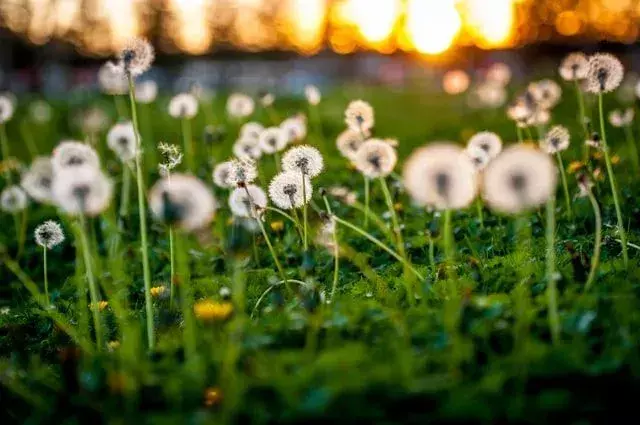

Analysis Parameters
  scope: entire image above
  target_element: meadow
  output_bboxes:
[1,44,640,423]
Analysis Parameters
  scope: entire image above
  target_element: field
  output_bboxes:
[2,54,640,423]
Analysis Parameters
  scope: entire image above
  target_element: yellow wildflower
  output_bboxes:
[194,300,233,321]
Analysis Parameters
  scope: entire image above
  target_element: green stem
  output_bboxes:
[20,120,38,158]
[182,118,194,172]
[584,189,602,292]
[264,206,303,237]
[0,123,11,180]
[128,75,155,349]
[302,172,309,252]
[442,209,455,282]
[257,218,288,287]
[169,226,176,309]
[77,215,103,350]
[598,93,628,267]
[274,151,281,173]
[574,80,589,162]
[43,248,49,304]
[476,199,484,228]
[322,196,340,301]
[516,125,523,144]
[119,164,131,220]
[545,196,560,344]
[364,176,370,229]
[623,125,640,174]
[556,152,572,219]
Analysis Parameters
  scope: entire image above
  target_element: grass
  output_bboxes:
[1,78,640,423]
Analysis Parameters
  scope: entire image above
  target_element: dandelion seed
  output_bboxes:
[482,145,557,214]
[1,185,28,213]
[282,145,324,178]
[403,143,478,210]
[135,80,158,104]
[304,85,321,105]
[586,53,624,94]
[21,156,54,204]
[107,122,139,162]
[52,141,100,172]
[229,185,267,218]
[585,132,601,149]
[609,108,634,127]
[240,122,264,140]
[168,93,199,119]
[227,158,258,187]
[559,52,589,81]
[353,139,397,179]
[528,79,562,110]
[52,166,113,216]
[158,142,183,176]
[117,38,154,77]
[212,161,234,189]
[226,93,255,119]
[280,115,307,143]
[577,173,594,198]
[258,127,288,154]
[467,132,502,159]
[149,173,217,232]
[233,137,262,161]
[540,126,570,154]
[465,145,491,171]
[486,62,512,86]
[98,62,128,95]
[34,220,65,249]
[0,95,15,124]
[268,171,313,210]
[336,128,368,161]
[316,214,337,253]
[345,100,374,132]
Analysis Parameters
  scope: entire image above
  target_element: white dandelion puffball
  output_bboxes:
[486,62,512,87]
[475,82,508,109]
[229,185,268,218]
[227,158,258,187]
[258,127,288,154]
[233,137,262,161]
[0,94,15,124]
[260,92,275,107]
[609,108,634,127]
[336,128,368,161]
[107,122,139,162]
[354,139,398,179]
[212,161,234,189]
[52,166,113,216]
[240,122,264,140]
[52,141,100,173]
[345,100,375,132]
[98,62,128,95]
[559,52,589,81]
[507,96,535,123]
[541,125,570,154]
[118,37,154,77]
[81,107,110,134]
[527,108,551,127]
[29,100,52,124]
[305,85,322,105]
[282,145,324,178]
[403,143,478,210]
[168,93,199,119]
[482,145,557,215]
[149,173,216,232]
[586,53,624,94]
[135,80,158,104]
[227,93,255,119]
[466,146,491,171]
[158,142,183,176]
[280,115,308,143]
[467,132,503,159]
[1,185,28,213]
[528,79,562,110]
[34,220,65,249]
[21,156,54,204]
[268,171,313,210]
[442,70,470,95]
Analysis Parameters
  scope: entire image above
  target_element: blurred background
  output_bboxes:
[0,0,639,93]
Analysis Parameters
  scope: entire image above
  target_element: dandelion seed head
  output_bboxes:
[1,185,28,213]
[227,158,258,187]
[226,93,255,118]
[527,108,551,126]
[354,139,397,179]
[282,145,324,178]
[280,114,307,143]
[29,100,52,123]
[34,220,64,249]
[258,127,288,154]
[0,94,15,124]
[608,108,634,127]
[52,166,113,216]
[442,70,470,95]
[233,137,262,161]
[403,143,478,210]
[260,92,275,107]
[135,80,158,104]
[118,37,154,77]
[158,142,183,176]
[52,141,100,173]
[149,173,217,232]
[305,85,321,105]
[229,185,267,218]
[486,62,512,86]
[345,100,374,132]
[168,93,199,119]
[560,52,589,81]
[474,82,507,109]
[212,161,234,189]
[268,171,313,210]
[328,186,358,205]
[80,107,110,134]
[107,122,139,162]
[240,122,264,140]
[528,79,562,110]
[336,128,368,161]
[467,132,502,159]
[98,62,128,95]
[482,145,557,214]
[587,53,624,94]
[465,145,491,171]
[20,156,54,204]
[541,125,570,154]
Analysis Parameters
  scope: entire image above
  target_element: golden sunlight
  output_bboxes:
[405,0,461,55]
[348,0,402,44]
[462,0,514,48]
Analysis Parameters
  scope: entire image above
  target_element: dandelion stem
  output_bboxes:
[584,189,602,292]
[475,199,484,228]
[127,75,155,349]
[364,176,370,229]
[274,151,281,173]
[76,214,103,350]
[333,215,423,281]
[43,248,49,304]
[574,80,589,161]
[119,164,131,220]
[322,195,340,301]
[257,218,289,288]
[264,206,303,236]
[598,93,628,267]
[301,172,309,252]
[442,209,455,278]
[181,118,194,172]
[169,226,176,309]
[555,152,572,219]
[516,125,523,144]
[623,125,640,174]
[0,123,11,180]
[545,196,560,344]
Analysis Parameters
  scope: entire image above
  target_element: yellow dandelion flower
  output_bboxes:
[612,155,620,165]
[204,387,223,407]
[567,161,585,174]
[150,286,167,298]
[89,301,109,311]
[270,220,284,232]
[193,300,233,321]
[107,340,120,351]
[394,202,403,212]
[592,151,603,160]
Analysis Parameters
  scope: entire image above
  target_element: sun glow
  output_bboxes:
[348,0,402,44]
[405,0,461,55]
[462,0,514,47]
